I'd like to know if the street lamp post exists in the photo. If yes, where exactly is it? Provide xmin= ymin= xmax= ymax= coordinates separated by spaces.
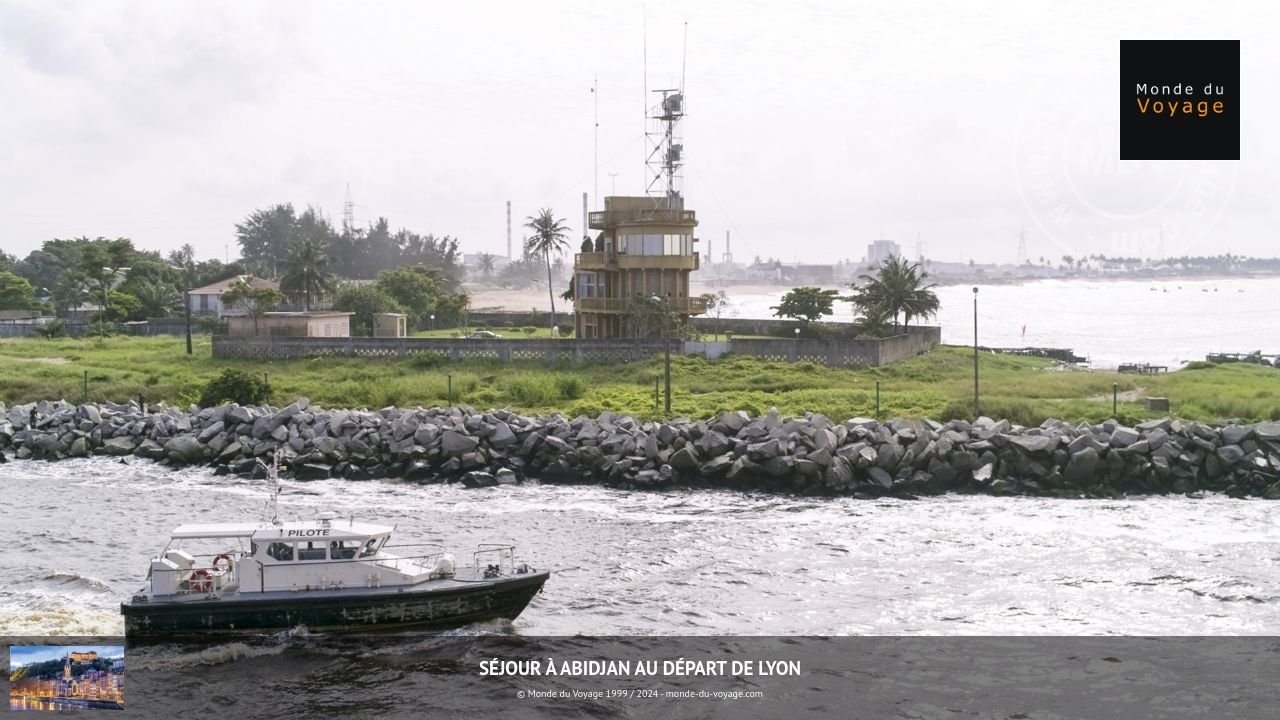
xmin=652 ymin=295 xmax=671 ymax=415
xmin=430 ymin=314 xmax=435 ymax=332
xmin=972 ymin=286 xmax=980 ymax=419
xmin=794 ymin=326 xmax=801 ymax=361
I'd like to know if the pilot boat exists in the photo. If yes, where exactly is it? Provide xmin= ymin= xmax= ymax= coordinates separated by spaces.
xmin=121 ymin=462 xmax=548 ymax=639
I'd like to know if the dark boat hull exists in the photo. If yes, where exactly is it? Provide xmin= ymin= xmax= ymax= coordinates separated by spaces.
xmin=121 ymin=572 xmax=548 ymax=639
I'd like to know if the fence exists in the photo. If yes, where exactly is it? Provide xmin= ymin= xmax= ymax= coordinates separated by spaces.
xmin=0 ymin=320 xmax=195 ymax=338
xmin=727 ymin=328 xmax=938 ymax=369
xmin=213 ymin=326 xmax=941 ymax=367
xmin=213 ymin=336 xmax=674 ymax=363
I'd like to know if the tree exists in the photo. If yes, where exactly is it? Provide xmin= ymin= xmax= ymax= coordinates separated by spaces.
xmin=235 ymin=204 xmax=297 ymax=277
xmin=845 ymin=256 xmax=939 ymax=332
xmin=0 ymin=250 xmax=15 ymax=273
xmin=78 ymin=238 xmax=135 ymax=336
xmin=131 ymin=279 xmax=183 ymax=318
xmin=771 ymin=287 xmax=838 ymax=325
xmin=104 ymin=290 xmax=142 ymax=322
xmin=221 ymin=279 xmax=284 ymax=335
xmin=477 ymin=252 xmax=496 ymax=278
xmin=0 ymin=272 xmax=38 ymax=310
xmin=623 ymin=295 xmax=678 ymax=339
xmin=167 ymin=243 xmax=196 ymax=268
xmin=374 ymin=265 xmax=467 ymax=329
xmin=279 ymin=236 xmax=335 ymax=310
xmin=523 ymin=208 xmax=571 ymax=332
xmin=700 ymin=290 xmax=733 ymax=340
xmin=333 ymin=283 xmax=403 ymax=336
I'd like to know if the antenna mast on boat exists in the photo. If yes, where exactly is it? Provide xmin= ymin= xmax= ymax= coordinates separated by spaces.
xmin=268 ymin=449 xmax=283 ymax=526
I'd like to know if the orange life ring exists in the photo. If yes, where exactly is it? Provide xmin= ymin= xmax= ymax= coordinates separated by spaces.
xmin=190 ymin=569 xmax=213 ymax=593
xmin=213 ymin=554 xmax=234 ymax=572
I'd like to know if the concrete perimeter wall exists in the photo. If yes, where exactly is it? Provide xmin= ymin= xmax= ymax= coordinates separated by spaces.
xmin=213 ymin=326 xmax=940 ymax=367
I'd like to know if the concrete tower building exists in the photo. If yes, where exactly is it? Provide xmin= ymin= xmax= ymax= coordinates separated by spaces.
xmin=572 ymin=86 xmax=706 ymax=338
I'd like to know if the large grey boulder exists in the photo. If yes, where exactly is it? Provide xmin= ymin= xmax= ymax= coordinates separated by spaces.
xmin=441 ymin=430 xmax=479 ymax=457
xmin=163 ymin=435 xmax=205 ymax=462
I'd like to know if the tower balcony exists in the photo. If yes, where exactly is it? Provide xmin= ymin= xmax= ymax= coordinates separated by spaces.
xmin=574 ymin=253 xmax=700 ymax=271
xmin=575 ymin=296 xmax=709 ymax=315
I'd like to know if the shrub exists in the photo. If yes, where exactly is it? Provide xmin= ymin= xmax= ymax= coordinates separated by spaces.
xmin=555 ymin=375 xmax=587 ymax=400
xmin=200 ymin=368 xmax=272 ymax=407
xmin=195 ymin=316 xmax=228 ymax=334
xmin=1183 ymin=360 xmax=1216 ymax=370
xmin=85 ymin=320 xmax=119 ymax=337
xmin=522 ymin=326 xmax=538 ymax=335
xmin=31 ymin=320 xmax=66 ymax=339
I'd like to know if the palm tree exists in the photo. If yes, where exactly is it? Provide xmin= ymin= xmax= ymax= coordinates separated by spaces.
xmin=523 ymin=208 xmax=571 ymax=331
xmin=478 ymin=252 xmax=496 ymax=278
xmin=279 ymin=236 xmax=335 ymax=310
xmin=847 ymin=256 xmax=939 ymax=332
xmin=167 ymin=244 xmax=196 ymax=268
xmin=132 ymin=280 xmax=182 ymax=318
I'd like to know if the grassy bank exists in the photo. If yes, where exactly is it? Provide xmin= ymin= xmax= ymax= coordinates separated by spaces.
xmin=0 ymin=336 xmax=1277 ymax=425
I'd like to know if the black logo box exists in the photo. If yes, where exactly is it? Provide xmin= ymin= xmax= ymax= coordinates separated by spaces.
xmin=1120 ymin=39 xmax=1239 ymax=160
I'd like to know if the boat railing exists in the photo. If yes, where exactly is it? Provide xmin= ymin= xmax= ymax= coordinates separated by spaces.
xmin=473 ymin=544 xmax=518 ymax=577
xmin=259 ymin=550 xmax=454 ymax=591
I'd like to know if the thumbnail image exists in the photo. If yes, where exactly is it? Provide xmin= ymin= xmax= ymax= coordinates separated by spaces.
xmin=8 ymin=646 xmax=124 ymax=711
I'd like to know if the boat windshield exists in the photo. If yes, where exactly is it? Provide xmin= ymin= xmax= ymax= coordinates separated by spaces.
xmin=330 ymin=540 xmax=361 ymax=560
xmin=360 ymin=536 xmax=387 ymax=557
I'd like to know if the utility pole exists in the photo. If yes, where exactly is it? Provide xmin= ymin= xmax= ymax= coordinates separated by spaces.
xmin=972 ymin=287 xmax=980 ymax=418
xmin=506 ymin=201 xmax=512 ymax=260
xmin=184 ymin=290 xmax=193 ymax=355
xmin=653 ymin=295 xmax=672 ymax=415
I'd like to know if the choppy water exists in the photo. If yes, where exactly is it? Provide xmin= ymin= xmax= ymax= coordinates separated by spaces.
xmin=727 ymin=276 xmax=1280 ymax=368
xmin=3 ymin=458 xmax=1280 ymax=637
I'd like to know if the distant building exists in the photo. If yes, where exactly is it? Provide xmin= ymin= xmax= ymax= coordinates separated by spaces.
xmin=865 ymin=239 xmax=901 ymax=267
xmin=571 ymin=195 xmax=707 ymax=338
xmin=69 ymin=651 xmax=97 ymax=664
xmin=782 ymin=264 xmax=835 ymax=285
xmin=463 ymin=253 xmax=511 ymax=278
xmin=744 ymin=259 xmax=783 ymax=282
xmin=373 ymin=312 xmax=408 ymax=338
xmin=188 ymin=275 xmax=278 ymax=317
xmin=227 ymin=311 xmax=352 ymax=338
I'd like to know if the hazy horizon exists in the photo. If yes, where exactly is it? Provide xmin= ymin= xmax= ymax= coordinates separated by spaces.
xmin=3 ymin=1 xmax=1277 ymax=266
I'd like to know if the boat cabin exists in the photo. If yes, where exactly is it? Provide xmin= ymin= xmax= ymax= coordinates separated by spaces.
xmin=148 ymin=511 xmax=448 ymax=597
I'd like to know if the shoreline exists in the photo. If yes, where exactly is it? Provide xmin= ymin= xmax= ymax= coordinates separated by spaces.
xmin=467 ymin=273 xmax=1280 ymax=312
xmin=4 ymin=399 xmax=1279 ymax=500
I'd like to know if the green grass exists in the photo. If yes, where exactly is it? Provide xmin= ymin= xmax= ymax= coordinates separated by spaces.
xmin=0 ymin=336 xmax=1277 ymax=425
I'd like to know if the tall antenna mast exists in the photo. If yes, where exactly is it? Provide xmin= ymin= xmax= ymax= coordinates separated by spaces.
xmin=1016 ymin=225 xmax=1029 ymax=266
xmin=645 ymin=22 xmax=687 ymax=203
xmin=342 ymin=183 xmax=356 ymax=234
xmin=592 ymin=76 xmax=599 ymax=210
xmin=506 ymin=201 xmax=512 ymax=259
xmin=642 ymin=5 xmax=647 ymax=183
xmin=681 ymin=21 xmax=688 ymax=93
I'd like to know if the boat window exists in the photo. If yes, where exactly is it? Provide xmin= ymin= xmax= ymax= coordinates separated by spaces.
xmin=359 ymin=537 xmax=383 ymax=558
xmin=266 ymin=542 xmax=294 ymax=562
xmin=298 ymin=541 xmax=326 ymax=562
xmin=330 ymin=540 xmax=361 ymax=560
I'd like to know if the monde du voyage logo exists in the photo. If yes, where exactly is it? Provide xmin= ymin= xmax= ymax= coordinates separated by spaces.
xmin=1120 ymin=40 xmax=1239 ymax=160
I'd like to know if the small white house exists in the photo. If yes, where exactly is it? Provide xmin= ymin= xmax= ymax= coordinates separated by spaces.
xmin=188 ymin=275 xmax=277 ymax=317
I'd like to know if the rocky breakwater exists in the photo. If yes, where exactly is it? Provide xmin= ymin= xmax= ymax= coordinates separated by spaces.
xmin=3 ymin=399 xmax=1280 ymax=499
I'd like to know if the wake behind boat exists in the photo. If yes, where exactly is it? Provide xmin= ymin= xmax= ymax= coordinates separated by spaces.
xmin=121 ymin=460 xmax=548 ymax=639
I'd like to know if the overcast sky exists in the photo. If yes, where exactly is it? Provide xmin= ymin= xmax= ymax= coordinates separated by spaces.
xmin=2 ymin=1 xmax=1276 ymax=265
